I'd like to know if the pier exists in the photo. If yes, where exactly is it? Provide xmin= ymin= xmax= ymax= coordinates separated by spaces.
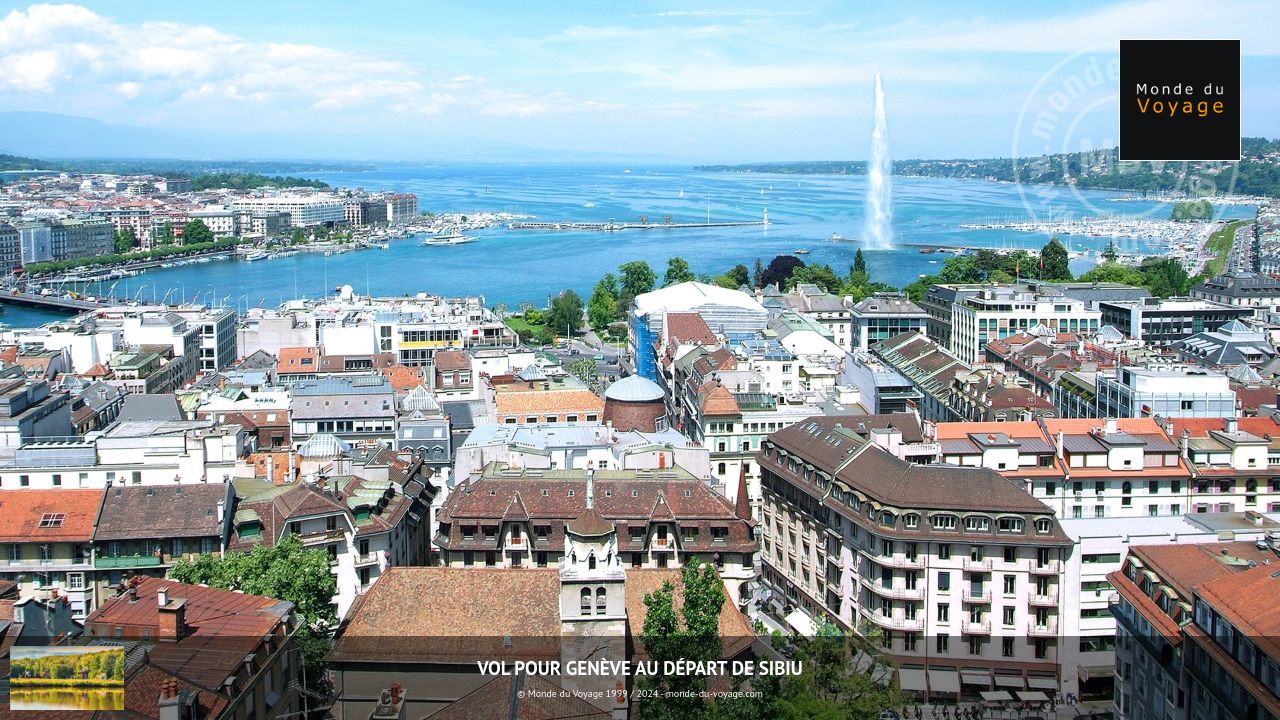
xmin=508 ymin=213 xmax=769 ymax=233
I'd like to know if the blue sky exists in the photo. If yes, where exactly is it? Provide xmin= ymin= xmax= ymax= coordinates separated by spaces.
xmin=0 ymin=1 xmax=1277 ymax=161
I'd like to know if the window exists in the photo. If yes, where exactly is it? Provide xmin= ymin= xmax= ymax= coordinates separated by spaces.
xmin=1002 ymin=575 xmax=1016 ymax=595
xmin=580 ymin=588 xmax=591 ymax=616
xmin=938 ymin=544 xmax=951 ymax=560
xmin=1035 ymin=518 xmax=1051 ymax=534
xmin=596 ymin=588 xmax=608 ymax=615
xmin=1003 ymin=546 xmax=1017 ymax=563
xmin=936 ymin=635 xmax=949 ymax=654
xmin=937 ymin=572 xmax=950 ymax=592
xmin=996 ymin=517 xmax=1024 ymax=533
xmin=1002 ymin=637 xmax=1015 ymax=657
xmin=51 ymin=474 xmax=61 ymax=487
xmin=485 ymin=551 xmax=496 ymax=567
xmin=19 ymin=474 xmax=29 ymax=487
xmin=937 ymin=603 xmax=950 ymax=622
xmin=1003 ymin=607 xmax=1015 ymax=626
xmin=37 ymin=513 xmax=65 ymax=528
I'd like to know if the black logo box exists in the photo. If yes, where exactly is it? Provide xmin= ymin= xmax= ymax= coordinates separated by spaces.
xmin=1119 ymin=39 xmax=1240 ymax=162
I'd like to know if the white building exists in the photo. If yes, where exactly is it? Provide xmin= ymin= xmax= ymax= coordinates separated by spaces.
xmin=187 ymin=207 xmax=239 ymax=238
xmin=951 ymin=286 xmax=1101 ymax=364
xmin=231 ymin=196 xmax=345 ymax=227
xmin=1094 ymin=365 xmax=1237 ymax=419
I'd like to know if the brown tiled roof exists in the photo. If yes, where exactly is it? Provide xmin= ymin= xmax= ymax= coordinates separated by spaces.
xmin=1169 ymin=416 xmax=1280 ymax=438
xmin=276 ymin=347 xmax=317 ymax=374
xmin=0 ymin=489 xmax=101 ymax=542
xmin=83 ymin=362 xmax=112 ymax=378
xmin=94 ymin=484 xmax=225 ymax=541
xmin=495 ymin=390 xmax=604 ymax=418
xmin=698 ymin=381 xmax=739 ymax=416
xmin=329 ymin=567 xmax=563 ymax=664
xmin=434 ymin=349 xmax=472 ymax=371
xmin=665 ymin=312 xmax=718 ymax=346
xmin=380 ymin=365 xmax=424 ymax=393
xmin=566 ymin=507 xmax=613 ymax=536
xmin=1195 ymin=564 xmax=1280 ymax=660
xmin=1129 ymin=542 xmax=1269 ymax=600
xmin=429 ymin=673 xmax=610 ymax=720
xmin=626 ymin=569 xmax=755 ymax=661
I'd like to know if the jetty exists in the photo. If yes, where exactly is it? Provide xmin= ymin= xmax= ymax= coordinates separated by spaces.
xmin=0 ymin=289 xmax=105 ymax=312
xmin=508 ymin=211 xmax=770 ymax=233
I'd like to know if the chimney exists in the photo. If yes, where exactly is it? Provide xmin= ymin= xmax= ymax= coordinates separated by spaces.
xmin=585 ymin=464 xmax=595 ymax=509
xmin=128 ymin=586 xmax=138 ymax=603
xmin=370 ymin=683 xmax=408 ymax=720
xmin=158 ymin=593 xmax=187 ymax=642
xmin=1055 ymin=430 xmax=1064 ymax=460
xmin=1225 ymin=417 xmax=1239 ymax=434
xmin=157 ymin=586 xmax=168 ymax=607
xmin=1103 ymin=417 xmax=1118 ymax=435
xmin=1180 ymin=429 xmax=1190 ymax=459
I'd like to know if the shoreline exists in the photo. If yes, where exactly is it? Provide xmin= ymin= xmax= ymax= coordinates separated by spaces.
xmin=11 ymin=679 xmax=126 ymax=688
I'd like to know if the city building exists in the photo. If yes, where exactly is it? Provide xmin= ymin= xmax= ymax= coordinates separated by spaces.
xmin=950 ymin=285 xmax=1101 ymax=364
xmin=433 ymin=463 xmax=758 ymax=605
xmin=230 ymin=195 xmax=345 ymax=227
xmin=774 ymin=283 xmax=855 ymax=351
xmin=630 ymin=282 xmax=768 ymax=381
xmin=872 ymin=331 xmax=970 ymax=422
xmin=384 ymin=193 xmax=419 ymax=223
xmin=487 ymin=369 xmax=604 ymax=426
xmin=1098 ymin=297 xmax=1252 ymax=346
xmin=1174 ymin=319 xmax=1279 ymax=371
xmin=758 ymin=416 xmax=1074 ymax=698
xmin=0 ymin=488 xmax=100 ymax=617
xmin=0 ymin=222 xmax=20 ymax=272
xmin=431 ymin=349 xmax=474 ymax=398
xmin=1191 ymin=270 xmax=1280 ymax=317
xmin=0 ymin=365 xmax=74 ymax=463
xmin=187 ymin=206 xmax=240 ymax=238
xmin=82 ymin=576 xmax=301 ymax=720
xmin=1169 ymin=416 xmax=1280 ymax=514
xmin=839 ymin=351 xmax=924 ymax=415
xmin=290 ymin=376 xmax=397 ymax=446
xmin=1093 ymin=365 xmax=1239 ymax=419
xmin=15 ymin=216 xmax=113 ymax=264
xmin=1108 ymin=541 xmax=1280 ymax=720
xmin=850 ymin=293 xmax=929 ymax=352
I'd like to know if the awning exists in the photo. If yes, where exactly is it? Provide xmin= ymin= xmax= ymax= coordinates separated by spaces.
xmin=1017 ymin=691 xmax=1050 ymax=702
xmin=994 ymin=674 xmax=1023 ymax=688
xmin=1078 ymin=664 xmax=1115 ymax=681
xmin=898 ymin=667 xmax=928 ymax=692
xmin=980 ymin=690 xmax=1013 ymax=702
xmin=1026 ymin=677 xmax=1059 ymax=690
xmin=960 ymin=669 xmax=990 ymax=685
xmin=784 ymin=609 xmax=816 ymax=638
xmin=928 ymin=668 xmax=961 ymax=694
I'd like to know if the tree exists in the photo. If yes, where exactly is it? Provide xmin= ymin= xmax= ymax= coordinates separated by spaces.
xmin=567 ymin=357 xmax=597 ymax=385
xmin=1039 ymin=238 xmax=1072 ymax=281
xmin=492 ymin=302 xmax=509 ymax=319
xmin=752 ymin=258 xmax=764 ymax=288
xmin=290 ymin=227 xmax=307 ymax=245
xmin=768 ymin=623 xmax=908 ymax=719
xmin=588 ymin=276 xmax=619 ymax=329
xmin=546 ymin=289 xmax=585 ymax=336
xmin=636 ymin=559 xmax=725 ymax=720
xmin=182 ymin=219 xmax=214 ymax=246
xmin=726 ymin=264 xmax=750 ymax=288
xmin=169 ymin=534 xmax=337 ymax=702
xmin=516 ymin=301 xmax=535 ymax=317
xmin=789 ymin=263 xmax=842 ymax=293
xmin=1102 ymin=240 xmax=1119 ymax=262
xmin=664 ymin=256 xmax=696 ymax=286
xmin=1140 ymin=257 xmax=1191 ymax=297
xmin=1078 ymin=261 xmax=1143 ymax=285
xmin=619 ymin=260 xmax=657 ymax=298
xmin=758 ymin=255 xmax=806 ymax=290
xmin=853 ymin=249 xmax=867 ymax=276
xmin=113 ymin=228 xmax=136 ymax=254
xmin=158 ymin=222 xmax=176 ymax=247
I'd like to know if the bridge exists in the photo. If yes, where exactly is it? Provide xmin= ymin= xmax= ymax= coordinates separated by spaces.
xmin=0 ymin=289 xmax=104 ymax=313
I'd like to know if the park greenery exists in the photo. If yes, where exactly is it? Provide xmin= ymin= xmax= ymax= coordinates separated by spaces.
xmin=10 ymin=650 xmax=125 ymax=685
xmin=169 ymin=534 xmax=337 ymax=701
xmin=24 ymin=234 xmax=242 ymax=275
xmin=189 ymin=172 xmax=329 ymax=191
xmin=1171 ymin=200 xmax=1213 ymax=221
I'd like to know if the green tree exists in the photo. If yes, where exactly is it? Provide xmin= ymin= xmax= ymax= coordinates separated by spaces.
xmin=1140 ymin=257 xmax=1191 ymax=297
xmin=664 ymin=256 xmax=696 ymax=286
xmin=588 ymin=276 xmax=619 ymax=329
xmin=619 ymin=260 xmax=657 ymax=298
xmin=158 ymin=222 xmax=176 ymax=246
xmin=759 ymin=255 xmax=805 ymax=289
xmin=725 ymin=264 xmax=750 ymax=288
xmin=853 ymin=249 xmax=867 ymax=276
xmin=492 ymin=302 xmax=509 ymax=319
xmin=636 ymin=558 xmax=725 ymax=720
xmin=182 ymin=219 xmax=214 ymax=246
xmin=1102 ymin=240 xmax=1119 ymax=262
xmin=789 ymin=262 xmax=842 ymax=293
xmin=169 ymin=534 xmax=337 ymax=701
xmin=545 ymin=289 xmax=585 ymax=337
xmin=290 ymin=227 xmax=307 ymax=245
xmin=567 ymin=357 xmax=597 ymax=385
xmin=314 ymin=225 xmax=330 ymax=241
xmin=1039 ymin=238 xmax=1072 ymax=280
xmin=752 ymin=258 xmax=764 ymax=288
xmin=769 ymin=623 xmax=907 ymax=719
xmin=113 ymin=228 xmax=137 ymax=254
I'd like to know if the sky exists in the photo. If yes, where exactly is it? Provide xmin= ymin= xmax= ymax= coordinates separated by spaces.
xmin=0 ymin=1 xmax=1278 ymax=162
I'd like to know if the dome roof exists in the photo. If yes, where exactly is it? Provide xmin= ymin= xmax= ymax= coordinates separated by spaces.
xmin=298 ymin=433 xmax=351 ymax=459
xmin=604 ymin=375 xmax=665 ymax=403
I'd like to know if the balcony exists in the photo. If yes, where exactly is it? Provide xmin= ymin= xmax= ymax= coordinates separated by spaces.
xmin=962 ymin=619 xmax=992 ymax=634
xmin=963 ymin=588 xmax=992 ymax=603
xmin=95 ymin=555 xmax=164 ymax=569
xmin=861 ymin=548 xmax=924 ymax=569
xmin=299 ymin=529 xmax=345 ymax=547
xmin=1028 ymin=618 xmax=1059 ymax=636
xmin=1029 ymin=593 xmax=1059 ymax=607
xmin=868 ymin=613 xmax=924 ymax=631
xmin=864 ymin=579 xmax=925 ymax=601
xmin=651 ymin=537 xmax=675 ymax=552
xmin=353 ymin=552 xmax=381 ymax=567
xmin=1029 ymin=560 xmax=1062 ymax=575
xmin=506 ymin=536 xmax=526 ymax=550
xmin=963 ymin=557 xmax=993 ymax=571
xmin=5 ymin=558 xmax=93 ymax=569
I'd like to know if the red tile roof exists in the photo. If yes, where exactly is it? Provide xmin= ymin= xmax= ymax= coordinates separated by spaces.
xmin=1169 ymin=416 xmax=1280 ymax=438
xmin=276 ymin=347 xmax=317 ymax=374
xmin=665 ymin=312 xmax=718 ymax=346
xmin=433 ymin=349 xmax=472 ymax=371
xmin=380 ymin=365 xmax=424 ymax=394
xmin=0 ymin=489 xmax=102 ymax=542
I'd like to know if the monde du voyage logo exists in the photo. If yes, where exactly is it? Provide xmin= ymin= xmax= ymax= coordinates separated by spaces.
xmin=1120 ymin=40 xmax=1240 ymax=162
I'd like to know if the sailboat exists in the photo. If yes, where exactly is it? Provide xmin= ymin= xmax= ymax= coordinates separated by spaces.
xmin=679 ymin=189 xmax=685 ymax=198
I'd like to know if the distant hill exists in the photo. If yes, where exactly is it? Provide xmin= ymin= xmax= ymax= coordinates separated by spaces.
xmin=0 ymin=152 xmax=48 ymax=171
xmin=697 ymin=138 xmax=1280 ymax=197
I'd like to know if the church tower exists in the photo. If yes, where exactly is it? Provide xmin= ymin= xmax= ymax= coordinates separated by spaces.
xmin=558 ymin=466 xmax=628 ymax=720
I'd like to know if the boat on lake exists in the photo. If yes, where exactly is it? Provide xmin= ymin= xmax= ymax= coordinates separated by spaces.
xmin=243 ymin=251 xmax=268 ymax=262
xmin=424 ymin=229 xmax=479 ymax=246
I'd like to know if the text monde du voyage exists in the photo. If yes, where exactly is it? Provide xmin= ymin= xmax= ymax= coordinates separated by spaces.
xmin=1134 ymin=82 xmax=1228 ymax=118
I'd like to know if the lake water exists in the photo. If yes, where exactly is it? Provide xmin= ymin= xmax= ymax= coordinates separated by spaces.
xmin=4 ymin=166 xmax=1255 ymax=327
xmin=9 ymin=686 xmax=125 ymax=710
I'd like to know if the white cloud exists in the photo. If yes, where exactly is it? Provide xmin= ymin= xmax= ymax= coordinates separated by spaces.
xmin=115 ymin=81 xmax=140 ymax=98
xmin=0 ymin=50 xmax=60 ymax=91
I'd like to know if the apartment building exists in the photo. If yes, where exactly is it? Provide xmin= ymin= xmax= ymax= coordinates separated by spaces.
xmin=773 ymin=283 xmax=856 ymax=351
xmin=1099 ymin=297 xmax=1252 ymax=346
xmin=759 ymin=416 xmax=1073 ymax=698
xmin=1191 ymin=270 xmax=1280 ymax=317
xmin=230 ymin=195 xmax=345 ymax=227
xmin=1092 ymin=366 xmax=1238 ymax=419
xmin=0 ymin=222 xmax=21 ymax=272
xmin=950 ymin=285 xmax=1101 ymax=364
xmin=1169 ymin=416 xmax=1280 ymax=514
xmin=290 ymin=376 xmax=397 ymax=446
xmin=433 ymin=464 xmax=759 ymax=605
xmin=0 ymin=488 xmax=100 ymax=617
xmin=1109 ymin=541 xmax=1280 ymax=720
xmin=851 ymin=293 xmax=929 ymax=352
xmin=0 ymin=365 xmax=74 ymax=462
xmin=872 ymin=331 xmax=970 ymax=422
xmin=384 ymin=193 xmax=419 ymax=223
